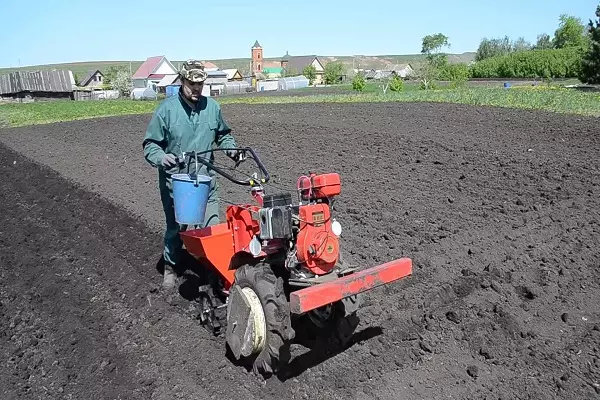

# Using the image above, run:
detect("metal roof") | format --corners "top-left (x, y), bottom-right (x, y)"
top-left (132, 56), bottom-right (177, 79)
top-left (221, 69), bottom-right (242, 79)
top-left (207, 70), bottom-right (227, 77)
top-left (0, 70), bottom-right (74, 95)
top-left (284, 55), bottom-right (322, 73)
top-left (156, 74), bottom-right (179, 87)
top-left (79, 69), bottom-right (102, 86)
top-left (364, 70), bottom-right (395, 79)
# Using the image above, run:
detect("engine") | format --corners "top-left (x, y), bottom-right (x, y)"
top-left (256, 173), bottom-right (342, 277)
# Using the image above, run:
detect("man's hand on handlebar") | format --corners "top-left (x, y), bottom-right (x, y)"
top-left (161, 153), bottom-right (178, 168)
top-left (226, 149), bottom-right (247, 167)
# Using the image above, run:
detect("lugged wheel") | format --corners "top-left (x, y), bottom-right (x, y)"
top-left (226, 262), bottom-right (295, 378)
top-left (307, 294), bottom-right (361, 348)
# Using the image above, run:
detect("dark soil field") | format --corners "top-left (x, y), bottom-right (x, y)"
top-left (1, 102), bottom-right (599, 399)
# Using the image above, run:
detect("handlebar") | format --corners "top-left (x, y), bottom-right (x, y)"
top-left (177, 147), bottom-right (270, 187)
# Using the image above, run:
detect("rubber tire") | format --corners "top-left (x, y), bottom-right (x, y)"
top-left (307, 297), bottom-right (360, 348)
top-left (232, 262), bottom-right (295, 378)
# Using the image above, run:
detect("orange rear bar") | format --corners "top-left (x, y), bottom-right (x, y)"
top-left (289, 258), bottom-right (413, 314)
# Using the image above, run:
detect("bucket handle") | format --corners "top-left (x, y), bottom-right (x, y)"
top-left (194, 151), bottom-right (200, 187)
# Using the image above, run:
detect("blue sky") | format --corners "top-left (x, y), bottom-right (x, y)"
top-left (1, 0), bottom-right (598, 67)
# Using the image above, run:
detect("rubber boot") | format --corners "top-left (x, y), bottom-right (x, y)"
top-left (163, 263), bottom-right (177, 290)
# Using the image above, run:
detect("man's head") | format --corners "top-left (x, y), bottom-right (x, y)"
top-left (179, 60), bottom-right (207, 102)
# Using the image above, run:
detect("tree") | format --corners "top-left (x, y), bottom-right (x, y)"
top-left (323, 61), bottom-right (345, 84)
top-left (535, 33), bottom-right (553, 50)
top-left (104, 65), bottom-right (129, 85)
top-left (579, 5), bottom-right (600, 84)
top-left (352, 72), bottom-right (366, 92)
top-left (475, 36), bottom-right (513, 61)
top-left (419, 33), bottom-right (451, 88)
top-left (513, 37), bottom-right (533, 52)
top-left (302, 65), bottom-right (317, 85)
top-left (421, 33), bottom-right (450, 67)
top-left (111, 70), bottom-right (133, 96)
top-left (553, 14), bottom-right (588, 49)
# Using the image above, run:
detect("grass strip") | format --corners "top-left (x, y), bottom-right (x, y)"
top-left (1, 87), bottom-right (598, 128)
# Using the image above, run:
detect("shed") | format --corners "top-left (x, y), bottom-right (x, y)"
top-left (0, 69), bottom-right (75, 101)
top-left (156, 74), bottom-right (179, 93)
top-left (205, 70), bottom-right (228, 95)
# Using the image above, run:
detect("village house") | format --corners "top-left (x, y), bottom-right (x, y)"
top-left (281, 54), bottom-right (325, 84)
top-left (222, 68), bottom-right (243, 81)
top-left (132, 56), bottom-right (178, 90)
top-left (78, 69), bottom-right (105, 88)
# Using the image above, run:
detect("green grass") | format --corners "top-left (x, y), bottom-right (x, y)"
top-left (0, 99), bottom-right (159, 127)
top-left (218, 87), bottom-right (600, 114)
top-left (1, 86), bottom-right (598, 128)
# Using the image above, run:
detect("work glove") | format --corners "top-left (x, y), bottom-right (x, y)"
top-left (161, 153), bottom-right (178, 168)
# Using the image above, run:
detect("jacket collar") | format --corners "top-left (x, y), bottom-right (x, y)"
top-left (178, 91), bottom-right (206, 113)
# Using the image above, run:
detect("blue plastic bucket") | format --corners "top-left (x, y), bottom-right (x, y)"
top-left (504, 82), bottom-right (511, 88)
top-left (172, 173), bottom-right (212, 225)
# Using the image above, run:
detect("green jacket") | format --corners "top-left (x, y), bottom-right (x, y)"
top-left (142, 92), bottom-right (236, 180)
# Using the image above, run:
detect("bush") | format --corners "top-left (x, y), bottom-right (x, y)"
top-left (389, 75), bottom-right (404, 91)
top-left (439, 63), bottom-right (470, 87)
top-left (352, 73), bottom-right (366, 92)
top-left (470, 47), bottom-right (584, 78)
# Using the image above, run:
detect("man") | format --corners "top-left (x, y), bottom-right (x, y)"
top-left (142, 60), bottom-right (243, 289)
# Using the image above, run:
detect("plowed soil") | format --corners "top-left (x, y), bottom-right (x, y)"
top-left (1, 102), bottom-right (599, 400)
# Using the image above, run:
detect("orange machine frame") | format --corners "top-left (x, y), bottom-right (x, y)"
top-left (180, 205), bottom-right (262, 290)
top-left (180, 204), bottom-right (413, 314)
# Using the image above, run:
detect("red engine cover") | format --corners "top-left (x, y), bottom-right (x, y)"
top-left (296, 203), bottom-right (339, 275)
top-left (298, 173), bottom-right (341, 200)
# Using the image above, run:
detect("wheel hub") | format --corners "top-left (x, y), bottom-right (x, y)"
top-left (225, 285), bottom-right (267, 359)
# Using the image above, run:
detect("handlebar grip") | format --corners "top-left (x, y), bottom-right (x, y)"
top-left (180, 148), bottom-right (269, 187)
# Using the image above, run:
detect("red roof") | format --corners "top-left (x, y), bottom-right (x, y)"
top-left (148, 74), bottom-right (166, 79)
top-left (133, 56), bottom-right (165, 79)
top-left (202, 61), bottom-right (218, 69)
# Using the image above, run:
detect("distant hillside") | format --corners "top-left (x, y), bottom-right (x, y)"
top-left (0, 53), bottom-right (476, 81)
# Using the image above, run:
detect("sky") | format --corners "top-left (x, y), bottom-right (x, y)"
top-left (1, 0), bottom-right (598, 68)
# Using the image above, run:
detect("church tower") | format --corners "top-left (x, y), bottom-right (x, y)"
top-left (251, 40), bottom-right (262, 75)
